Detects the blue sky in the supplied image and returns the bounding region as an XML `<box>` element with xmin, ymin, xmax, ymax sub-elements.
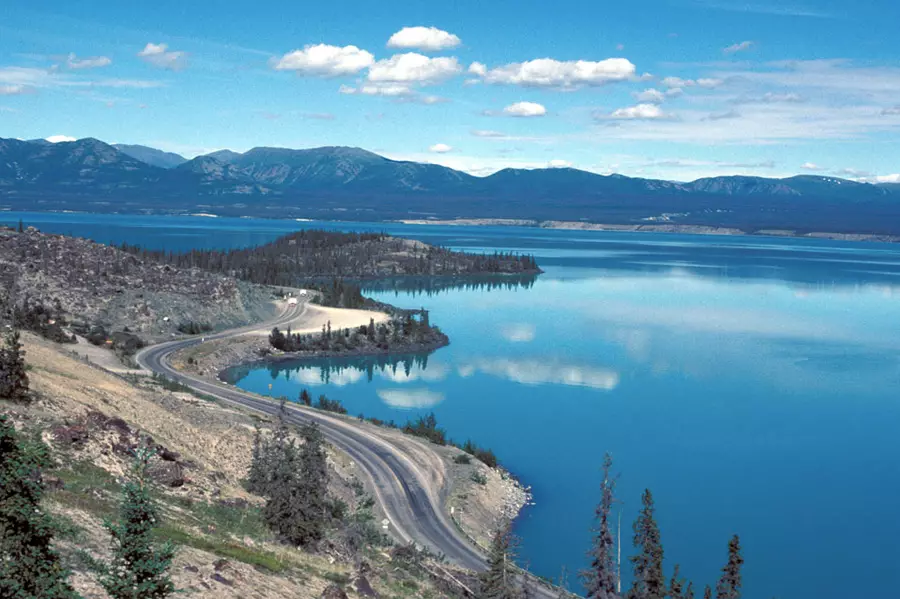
<box><xmin>1</xmin><ymin>0</ymin><xmax>899</xmax><ymax>182</ymax></box>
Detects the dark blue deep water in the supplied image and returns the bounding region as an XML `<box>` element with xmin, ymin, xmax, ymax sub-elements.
<box><xmin>6</xmin><ymin>211</ymin><xmax>900</xmax><ymax>599</ymax></box>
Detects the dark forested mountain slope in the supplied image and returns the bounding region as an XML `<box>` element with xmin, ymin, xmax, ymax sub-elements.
<box><xmin>1</xmin><ymin>137</ymin><xmax>898</xmax><ymax>234</ymax></box>
<box><xmin>113</xmin><ymin>144</ymin><xmax>188</xmax><ymax>169</ymax></box>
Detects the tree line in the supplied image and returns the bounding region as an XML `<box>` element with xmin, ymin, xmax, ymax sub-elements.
<box><xmin>268</xmin><ymin>312</ymin><xmax>445</xmax><ymax>354</ymax></box>
<box><xmin>117</xmin><ymin>228</ymin><xmax>540</xmax><ymax>286</ymax></box>
<box><xmin>479</xmin><ymin>453</ymin><xmax>745</xmax><ymax>599</ymax></box>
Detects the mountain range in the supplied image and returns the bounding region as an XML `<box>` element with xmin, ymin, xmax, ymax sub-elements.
<box><xmin>2</xmin><ymin>137</ymin><xmax>898</xmax><ymax>235</ymax></box>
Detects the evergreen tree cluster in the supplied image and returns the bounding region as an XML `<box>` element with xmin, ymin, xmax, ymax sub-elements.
<box><xmin>479</xmin><ymin>521</ymin><xmax>530</xmax><ymax>599</ymax></box>
<box><xmin>0</xmin><ymin>328</ymin><xmax>29</xmax><ymax>403</ymax></box>
<box><xmin>118</xmin><ymin>229</ymin><xmax>540</xmax><ymax>286</ymax></box>
<box><xmin>246</xmin><ymin>402</ymin><xmax>332</xmax><ymax>547</ymax></box>
<box><xmin>268</xmin><ymin>311</ymin><xmax>445</xmax><ymax>354</ymax></box>
<box><xmin>0</xmin><ymin>414</ymin><xmax>79</xmax><ymax>599</ymax></box>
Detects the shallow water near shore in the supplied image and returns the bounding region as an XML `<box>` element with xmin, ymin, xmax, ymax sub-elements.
<box><xmin>6</xmin><ymin>211</ymin><xmax>900</xmax><ymax>599</ymax></box>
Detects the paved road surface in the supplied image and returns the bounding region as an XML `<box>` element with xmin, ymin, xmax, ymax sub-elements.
<box><xmin>135</xmin><ymin>299</ymin><xmax>564</xmax><ymax>597</ymax></box>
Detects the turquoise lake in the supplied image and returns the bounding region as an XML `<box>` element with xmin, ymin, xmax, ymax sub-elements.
<box><xmin>6</xmin><ymin>211</ymin><xmax>900</xmax><ymax>599</ymax></box>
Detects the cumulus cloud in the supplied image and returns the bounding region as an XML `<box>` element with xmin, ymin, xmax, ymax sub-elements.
<box><xmin>875</xmin><ymin>174</ymin><xmax>900</xmax><ymax>183</ymax></box>
<box><xmin>137</xmin><ymin>43</ymin><xmax>187</xmax><ymax>70</ymax></box>
<box><xmin>475</xmin><ymin>57</ymin><xmax>636</xmax><ymax>89</ymax></box>
<box><xmin>367</xmin><ymin>53</ymin><xmax>461</xmax><ymax>84</ymax></box>
<box><xmin>801</xmin><ymin>162</ymin><xmax>824</xmax><ymax>171</ymax></box>
<box><xmin>387</xmin><ymin>26</ymin><xmax>461</xmax><ymax>51</ymax></box>
<box><xmin>610</xmin><ymin>103</ymin><xmax>668</xmax><ymax>120</ymax></box>
<box><xmin>633</xmin><ymin>88</ymin><xmax>666</xmax><ymax>103</ymax></box>
<box><xmin>724</xmin><ymin>41</ymin><xmax>754</xmax><ymax>54</ymax></box>
<box><xmin>429</xmin><ymin>143</ymin><xmax>452</xmax><ymax>153</ymax></box>
<box><xmin>468</xmin><ymin>61</ymin><xmax>487</xmax><ymax>76</ymax></box>
<box><xmin>661</xmin><ymin>76</ymin><xmax>723</xmax><ymax>89</ymax></box>
<box><xmin>548</xmin><ymin>159</ymin><xmax>572</xmax><ymax>168</ymax></box>
<box><xmin>502</xmin><ymin>101</ymin><xmax>546</xmax><ymax>117</ymax></box>
<box><xmin>273</xmin><ymin>44</ymin><xmax>374</xmax><ymax>76</ymax></box>
<box><xmin>45</xmin><ymin>135</ymin><xmax>76</xmax><ymax>143</ymax></box>
<box><xmin>66</xmin><ymin>53</ymin><xmax>112</xmax><ymax>69</ymax></box>
<box><xmin>376</xmin><ymin>388</ymin><xmax>445</xmax><ymax>409</ymax></box>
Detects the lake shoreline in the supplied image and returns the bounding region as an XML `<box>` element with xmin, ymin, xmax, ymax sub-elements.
<box><xmin>396</xmin><ymin>218</ymin><xmax>900</xmax><ymax>244</ymax></box>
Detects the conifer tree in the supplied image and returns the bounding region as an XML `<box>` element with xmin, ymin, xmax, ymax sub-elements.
<box><xmin>0</xmin><ymin>415</ymin><xmax>80</xmax><ymax>599</ymax></box>
<box><xmin>479</xmin><ymin>520</ymin><xmax>522</xmax><ymax>599</ymax></box>
<box><xmin>627</xmin><ymin>489</ymin><xmax>665</xmax><ymax>599</ymax></box>
<box><xmin>0</xmin><ymin>328</ymin><xmax>30</xmax><ymax>403</ymax></box>
<box><xmin>715</xmin><ymin>535</ymin><xmax>743</xmax><ymax>599</ymax></box>
<box><xmin>293</xmin><ymin>420</ymin><xmax>328</xmax><ymax>546</ymax></box>
<box><xmin>685</xmin><ymin>582</ymin><xmax>695</xmax><ymax>599</ymax></box>
<box><xmin>703</xmin><ymin>585</ymin><xmax>712</xmax><ymax>599</ymax></box>
<box><xmin>669</xmin><ymin>564</ymin><xmax>685</xmax><ymax>599</ymax></box>
<box><xmin>299</xmin><ymin>388</ymin><xmax>312</xmax><ymax>406</ymax></box>
<box><xmin>581</xmin><ymin>453</ymin><xmax>619</xmax><ymax>599</ymax></box>
<box><xmin>94</xmin><ymin>447</ymin><xmax>175</xmax><ymax>599</ymax></box>
<box><xmin>245</xmin><ymin>424</ymin><xmax>269</xmax><ymax>494</ymax></box>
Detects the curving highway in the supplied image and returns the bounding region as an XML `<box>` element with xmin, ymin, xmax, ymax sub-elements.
<box><xmin>135</xmin><ymin>299</ymin><xmax>486</xmax><ymax>570</ymax></box>
<box><xmin>135</xmin><ymin>300</ymin><xmax>564</xmax><ymax>597</ymax></box>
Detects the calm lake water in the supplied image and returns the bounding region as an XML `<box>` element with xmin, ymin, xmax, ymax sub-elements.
<box><xmin>6</xmin><ymin>211</ymin><xmax>900</xmax><ymax>599</ymax></box>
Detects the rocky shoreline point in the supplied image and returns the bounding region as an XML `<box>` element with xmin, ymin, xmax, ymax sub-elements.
<box><xmin>498</xmin><ymin>469</ymin><xmax>533</xmax><ymax>522</ymax></box>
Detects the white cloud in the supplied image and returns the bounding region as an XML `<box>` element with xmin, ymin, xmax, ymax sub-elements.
<box><xmin>610</xmin><ymin>103</ymin><xmax>668</xmax><ymax>120</ymax></box>
<box><xmin>502</xmin><ymin>101</ymin><xmax>546</xmax><ymax>117</ymax></box>
<box><xmin>0</xmin><ymin>84</ymin><xmax>29</xmax><ymax>95</ymax></box>
<box><xmin>633</xmin><ymin>88</ymin><xmax>666</xmax><ymax>103</ymax></box>
<box><xmin>367</xmin><ymin>53</ymin><xmax>461</xmax><ymax>84</ymax></box>
<box><xmin>137</xmin><ymin>43</ymin><xmax>186</xmax><ymax>70</ymax></box>
<box><xmin>882</xmin><ymin>105</ymin><xmax>900</xmax><ymax>115</ymax></box>
<box><xmin>499</xmin><ymin>323</ymin><xmax>536</xmax><ymax>342</ymax></box>
<box><xmin>339</xmin><ymin>83</ymin><xmax>412</xmax><ymax>97</ymax></box>
<box><xmin>801</xmin><ymin>162</ymin><xmax>824</xmax><ymax>171</ymax></box>
<box><xmin>45</xmin><ymin>135</ymin><xmax>76</xmax><ymax>143</ymax></box>
<box><xmin>429</xmin><ymin>143</ymin><xmax>452</xmax><ymax>153</ymax></box>
<box><xmin>468</xmin><ymin>62</ymin><xmax>487</xmax><ymax>76</ymax></box>
<box><xmin>661</xmin><ymin>76</ymin><xmax>723</xmax><ymax>89</ymax></box>
<box><xmin>386</xmin><ymin>26</ymin><xmax>461</xmax><ymax>51</ymax></box>
<box><xmin>66</xmin><ymin>53</ymin><xmax>112</xmax><ymax>69</ymax></box>
<box><xmin>477</xmin><ymin>57</ymin><xmax>636</xmax><ymax>89</ymax></box>
<box><xmin>549</xmin><ymin>159</ymin><xmax>572</xmax><ymax>168</ymax></box>
<box><xmin>376</xmin><ymin>388</ymin><xmax>445</xmax><ymax>409</ymax></box>
<box><xmin>875</xmin><ymin>174</ymin><xmax>900</xmax><ymax>183</ymax></box>
<box><xmin>724</xmin><ymin>41</ymin><xmax>754</xmax><ymax>54</ymax></box>
<box><xmin>273</xmin><ymin>44</ymin><xmax>374</xmax><ymax>76</ymax></box>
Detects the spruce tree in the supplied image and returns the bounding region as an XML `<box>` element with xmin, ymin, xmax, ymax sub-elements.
<box><xmin>685</xmin><ymin>582</ymin><xmax>695</xmax><ymax>599</ymax></box>
<box><xmin>703</xmin><ymin>585</ymin><xmax>712</xmax><ymax>599</ymax></box>
<box><xmin>0</xmin><ymin>414</ymin><xmax>80</xmax><ymax>599</ymax></box>
<box><xmin>299</xmin><ymin>389</ymin><xmax>312</xmax><ymax>406</ymax></box>
<box><xmin>0</xmin><ymin>328</ymin><xmax>29</xmax><ymax>403</ymax></box>
<box><xmin>294</xmin><ymin>420</ymin><xmax>328</xmax><ymax>546</ymax></box>
<box><xmin>581</xmin><ymin>453</ymin><xmax>619</xmax><ymax>599</ymax></box>
<box><xmin>479</xmin><ymin>521</ymin><xmax>522</xmax><ymax>599</ymax></box>
<box><xmin>95</xmin><ymin>448</ymin><xmax>175</xmax><ymax>599</ymax></box>
<box><xmin>715</xmin><ymin>535</ymin><xmax>743</xmax><ymax>599</ymax></box>
<box><xmin>245</xmin><ymin>425</ymin><xmax>268</xmax><ymax>494</ymax></box>
<box><xmin>669</xmin><ymin>564</ymin><xmax>685</xmax><ymax>599</ymax></box>
<box><xmin>627</xmin><ymin>489</ymin><xmax>665</xmax><ymax>599</ymax></box>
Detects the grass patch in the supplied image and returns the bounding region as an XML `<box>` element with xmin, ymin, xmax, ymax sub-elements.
<box><xmin>156</xmin><ymin>525</ymin><xmax>288</xmax><ymax>573</ymax></box>
<box><xmin>322</xmin><ymin>571</ymin><xmax>351</xmax><ymax>585</ymax></box>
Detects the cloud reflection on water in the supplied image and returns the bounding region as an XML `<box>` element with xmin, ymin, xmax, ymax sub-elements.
<box><xmin>376</xmin><ymin>388</ymin><xmax>445</xmax><ymax>409</ymax></box>
<box><xmin>458</xmin><ymin>357</ymin><xmax>619</xmax><ymax>390</ymax></box>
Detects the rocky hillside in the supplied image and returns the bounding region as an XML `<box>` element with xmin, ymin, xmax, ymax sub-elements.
<box><xmin>0</xmin><ymin>227</ymin><xmax>276</xmax><ymax>342</ymax></box>
<box><xmin>4</xmin><ymin>333</ymin><xmax>486</xmax><ymax>598</ymax></box>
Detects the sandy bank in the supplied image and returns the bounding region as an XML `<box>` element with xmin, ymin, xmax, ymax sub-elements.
<box><xmin>250</xmin><ymin>302</ymin><xmax>390</xmax><ymax>336</ymax></box>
